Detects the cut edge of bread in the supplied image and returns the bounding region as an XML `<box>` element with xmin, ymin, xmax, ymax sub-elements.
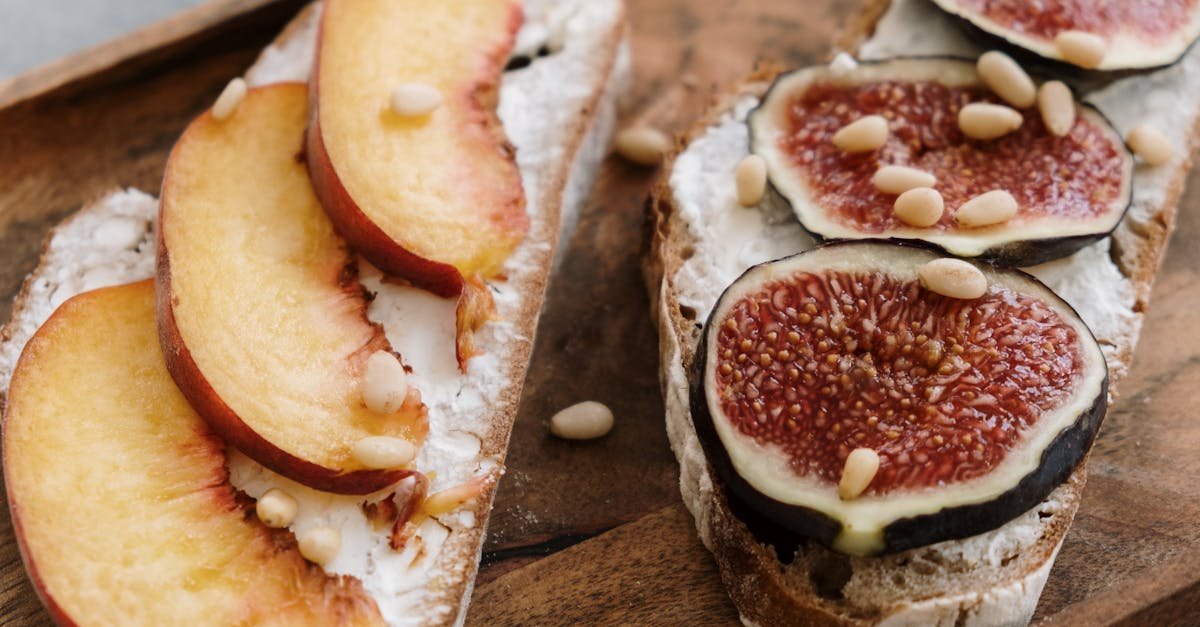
<box><xmin>0</xmin><ymin>1</ymin><xmax>630</xmax><ymax>625</ymax></box>
<box><xmin>642</xmin><ymin>2</ymin><xmax>1200</xmax><ymax>623</ymax></box>
<box><xmin>419</xmin><ymin>7</ymin><xmax>632</xmax><ymax>623</ymax></box>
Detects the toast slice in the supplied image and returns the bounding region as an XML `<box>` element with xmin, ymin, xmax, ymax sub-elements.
<box><xmin>0</xmin><ymin>0</ymin><xmax>629</xmax><ymax>624</ymax></box>
<box><xmin>644</xmin><ymin>0</ymin><xmax>1200</xmax><ymax>624</ymax></box>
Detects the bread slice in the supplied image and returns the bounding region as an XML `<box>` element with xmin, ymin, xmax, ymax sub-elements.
<box><xmin>0</xmin><ymin>0</ymin><xmax>629</xmax><ymax>624</ymax></box>
<box><xmin>644</xmin><ymin>0</ymin><xmax>1200</xmax><ymax>624</ymax></box>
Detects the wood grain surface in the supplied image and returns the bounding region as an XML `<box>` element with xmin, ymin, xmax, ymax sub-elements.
<box><xmin>0</xmin><ymin>0</ymin><xmax>1197</xmax><ymax>625</ymax></box>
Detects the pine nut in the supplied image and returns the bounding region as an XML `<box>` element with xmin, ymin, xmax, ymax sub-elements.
<box><xmin>893</xmin><ymin>187</ymin><xmax>944</xmax><ymax>227</ymax></box>
<box><xmin>298</xmin><ymin>526</ymin><xmax>342</xmax><ymax>566</ymax></box>
<box><xmin>353</xmin><ymin>436</ymin><xmax>417</xmax><ymax>469</ymax></box>
<box><xmin>919</xmin><ymin>258</ymin><xmax>988</xmax><ymax>300</ymax></box>
<box><xmin>735</xmin><ymin>155</ymin><xmax>768</xmax><ymax>207</ymax></box>
<box><xmin>255</xmin><ymin>488</ymin><xmax>298</xmax><ymax>528</ymax></box>
<box><xmin>838</xmin><ymin>448</ymin><xmax>880</xmax><ymax>500</ymax></box>
<box><xmin>615</xmin><ymin>126</ymin><xmax>672</xmax><ymax>167</ymax></box>
<box><xmin>390</xmin><ymin>83</ymin><xmax>442</xmax><ymax>116</ymax></box>
<box><xmin>211</xmin><ymin>78</ymin><xmax>247</xmax><ymax>121</ymax></box>
<box><xmin>1054</xmin><ymin>31</ymin><xmax>1107</xmax><ymax>69</ymax></box>
<box><xmin>829</xmin><ymin>52</ymin><xmax>859</xmax><ymax>75</ymax></box>
<box><xmin>1126</xmin><ymin>124</ymin><xmax>1173</xmax><ymax>166</ymax></box>
<box><xmin>362</xmin><ymin>351</ymin><xmax>409</xmax><ymax>414</ymax></box>
<box><xmin>1037</xmin><ymin>81</ymin><xmax>1075</xmax><ymax>137</ymax></box>
<box><xmin>550</xmin><ymin>401</ymin><xmax>614</xmax><ymax>440</ymax></box>
<box><xmin>872</xmin><ymin>165</ymin><xmax>937</xmax><ymax>195</ymax></box>
<box><xmin>955</xmin><ymin>189</ymin><xmax>1018</xmax><ymax>227</ymax></box>
<box><xmin>958</xmin><ymin>103</ymin><xmax>1023</xmax><ymax>140</ymax></box>
<box><xmin>832</xmin><ymin>115</ymin><xmax>889</xmax><ymax>153</ymax></box>
<box><xmin>977</xmin><ymin>51</ymin><xmax>1036</xmax><ymax>108</ymax></box>
<box><xmin>423</xmin><ymin>481</ymin><xmax>484</xmax><ymax>516</ymax></box>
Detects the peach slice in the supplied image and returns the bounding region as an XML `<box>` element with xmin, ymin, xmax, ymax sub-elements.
<box><xmin>307</xmin><ymin>0</ymin><xmax>527</xmax><ymax>299</ymax></box>
<box><xmin>158</xmin><ymin>83</ymin><xmax>426</xmax><ymax>494</ymax></box>
<box><xmin>3</xmin><ymin>281</ymin><xmax>383</xmax><ymax>625</ymax></box>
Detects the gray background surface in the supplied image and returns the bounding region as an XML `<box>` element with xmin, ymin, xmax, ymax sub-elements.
<box><xmin>0</xmin><ymin>0</ymin><xmax>206</xmax><ymax>78</ymax></box>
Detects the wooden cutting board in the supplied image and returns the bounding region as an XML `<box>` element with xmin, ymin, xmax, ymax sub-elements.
<box><xmin>0</xmin><ymin>0</ymin><xmax>1198</xmax><ymax>625</ymax></box>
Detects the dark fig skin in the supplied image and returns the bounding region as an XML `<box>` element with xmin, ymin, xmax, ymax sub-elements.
<box><xmin>689</xmin><ymin>241</ymin><xmax>1109</xmax><ymax>556</ymax></box>
<box><xmin>928</xmin><ymin>0</ymin><xmax>1200</xmax><ymax>81</ymax></box>
<box><xmin>748</xmin><ymin>58</ymin><xmax>1135</xmax><ymax>268</ymax></box>
<box><xmin>764</xmin><ymin>196</ymin><xmax>1127</xmax><ymax>268</ymax></box>
<box><xmin>883</xmin><ymin>386</ymin><xmax>1104</xmax><ymax>552</ymax></box>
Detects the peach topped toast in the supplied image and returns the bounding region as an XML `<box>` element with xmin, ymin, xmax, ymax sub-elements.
<box><xmin>0</xmin><ymin>0</ymin><xmax>631</xmax><ymax>621</ymax></box>
<box><xmin>307</xmin><ymin>0</ymin><xmax>527</xmax><ymax>299</ymax></box>
<box><xmin>3</xmin><ymin>281</ymin><xmax>384</xmax><ymax>626</ymax></box>
<box><xmin>158</xmin><ymin>83</ymin><xmax>427</xmax><ymax>495</ymax></box>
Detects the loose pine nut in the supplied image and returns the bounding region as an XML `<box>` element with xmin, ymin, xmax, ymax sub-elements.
<box><xmin>615</xmin><ymin>126</ymin><xmax>671</xmax><ymax>167</ymax></box>
<box><xmin>872</xmin><ymin>165</ymin><xmax>937</xmax><ymax>195</ymax></box>
<box><xmin>958</xmin><ymin>103</ymin><xmax>1023</xmax><ymax>140</ymax></box>
<box><xmin>955</xmin><ymin>190</ymin><xmax>1018</xmax><ymax>227</ymax></box>
<box><xmin>550</xmin><ymin>401</ymin><xmax>614</xmax><ymax>440</ymax></box>
<box><xmin>1037</xmin><ymin>81</ymin><xmax>1075</xmax><ymax>137</ymax></box>
<box><xmin>977</xmin><ymin>51</ymin><xmax>1036</xmax><ymax>108</ymax></box>
<box><xmin>390</xmin><ymin>83</ymin><xmax>442</xmax><ymax>116</ymax></box>
<box><xmin>1126</xmin><ymin>125</ymin><xmax>1173</xmax><ymax>166</ymax></box>
<box><xmin>832</xmin><ymin>115</ymin><xmax>889</xmax><ymax>153</ymax></box>
<box><xmin>353</xmin><ymin>436</ymin><xmax>417</xmax><ymax>469</ymax></box>
<box><xmin>735</xmin><ymin>155</ymin><xmax>768</xmax><ymax>207</ymax></box>
<box><xmin>893</xmin><ymin>187</ymin><xmax>944</xmax><ymax>227</ymax></box>
<box><xmin>1054</xmin><ymin>31</ymin><xmax>1107</xmax><ymax>69</ymax></box>
<box><xmin>298</xmin><ymin>526</ymin><xmax>342</xmax><ymax>566</ymax></box>
<box><xmin>919</xmin><ymin>259</ymin><xmax>988</xmax><ymax>300</ymax></box>
<box><xmin>363</xmin><ymin>351</ymin><xmax>409</xmax><ymax>414</ymax></box>
<box><xmin>211</xmin><ymin>78</ymin><xmax>247</xmax><ymax>121</ymax></box>
<box><xmin>838</xmin><ymin>448</ymin><xmax>880</xmax><ymax>500</ymax></box>
<box><xmin>255</xmin><ymin>488</ymin><xmax>298</xmax><ymax>528</ymax></box>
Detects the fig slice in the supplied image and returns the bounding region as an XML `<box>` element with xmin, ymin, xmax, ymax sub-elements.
<box><xmin>930</xmin><ymin>0</ymin><xmax>1200</xmax><ymax>71</ymax></box>
<box><xmin>748</xmin><ymin>58</ymin><xmax>1133</xmax><ymax>267</ymax></box>
<box><xmin>691</xmin><ymin>242</ymin><xmax>1107</xmax><ymax>556</ymax></box>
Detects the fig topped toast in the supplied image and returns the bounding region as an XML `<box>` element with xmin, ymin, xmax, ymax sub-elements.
<box><xmin>645</xmin><ymin>0</ymin><xmax>1200</xmax><ymax>623</ymax></box>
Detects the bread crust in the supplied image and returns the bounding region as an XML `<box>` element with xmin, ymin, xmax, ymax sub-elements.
<box><xmin>643</xmin><ymin>1</ymin><xmax>1196</xmax><ymax>622</ymax></box>
<box><xmin>426</xmin><ymin>6</ymin><xmax>629</xmax><ymax>623</ymax></box>
<box><xmin>0</xmin><ymin>189</ymin><xmax>121</xmax><ymax>408</ymax></box>
<box><xmin>0</xmin><ymin>1</ymin><xmax>630</xmax><ymax>624</ymax></box>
